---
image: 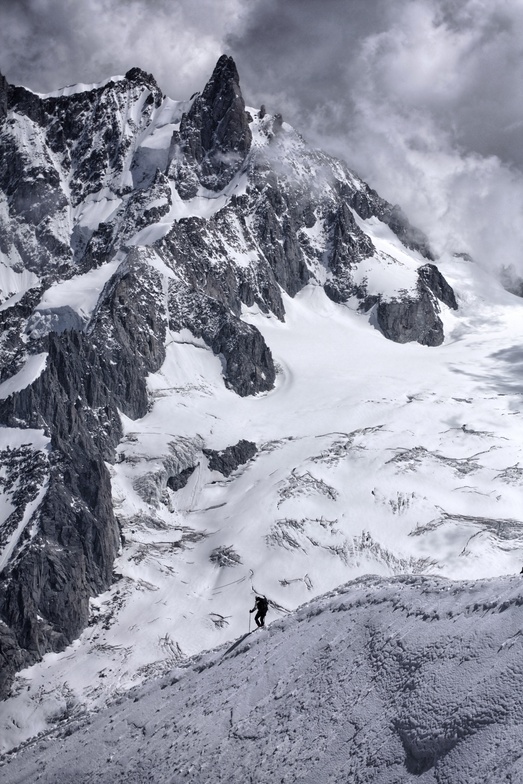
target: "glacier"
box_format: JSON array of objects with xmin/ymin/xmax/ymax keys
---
[{"xmin": 0, "ymin": 54, "xmax": 522, "ymax": 777}]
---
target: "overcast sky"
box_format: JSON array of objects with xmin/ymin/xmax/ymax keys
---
[{"xmin": 1, "ymin": 0, "xmax": 522, "ymax": 277}]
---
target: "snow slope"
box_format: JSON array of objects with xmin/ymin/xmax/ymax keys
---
[
  {"xmin": 1, "ymin": 60, "xmax": 523, "ymax": 758},
  {"xmin": 2, "ymin": 249, "xmax": 523, "ymax": 753},
  {"xmin": 3, "ymin": 574, "xmax": 523, "ymax": 783}
]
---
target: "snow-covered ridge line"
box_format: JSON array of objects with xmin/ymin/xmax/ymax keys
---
[
  {"xmin": 0, "ymin": 353, "xmax": 48, "ymax": 400},
  {"xmin": 37, "ymin": 75, "xmax": 126, "ymax": 99},
  {"xmin": 4, "ymin": 573, "xmax": 523, "ymax": 782}
]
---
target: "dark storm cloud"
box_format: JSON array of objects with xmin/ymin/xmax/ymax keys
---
[
  {"xmin": 230, "ymin": 0, "xmax": 523, "ymax": 169},
  {"xmin": 228, "ymin": 0, "xmax": 386, "ymax": 138},
  {"xmin": 229, "ymin": 0, "xmax": 523, "ymax": 271},
  {"xmin": 0, "ymin": 0, "xmax": 241, "ymax": 97}
]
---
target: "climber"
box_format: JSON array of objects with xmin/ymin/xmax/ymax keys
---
[{"xmin": 250, "ymin": 595, "xmax": 269, "ymax": 628}]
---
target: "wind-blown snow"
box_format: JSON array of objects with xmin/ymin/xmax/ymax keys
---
[
  {"xmin": 3, "ymin": 575, "xmax": 523, "ymax": 783},
  {"xmin": 39, "ymin": 76, "xmax": 126, "ymax": 99},
  {"xmin": 353, "ymin": 214, "xmax": 424, "ymax": 297},
  {"xmin": 0, "ymin": 260, "xmax": 39, "ymax": 310},
  {"xmin": 74, "ymin": 189, "xmax": 122, "ymax": 231}
]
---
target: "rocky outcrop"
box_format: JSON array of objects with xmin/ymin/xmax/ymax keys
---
[
  {"xmin": 0, "ymin": 253, "xmax": 168, "ymax": 697},
  {"xmin": 376, "ymin": 289, "xmax": 445, "ymax": 346},
  {"xmin": 168, "ymin": 280, "xmax": 275, "ymax": 396},
  {"xmin": 324, "ymin": 202, "xmax": 376, "ymax": 303},
  {"xmin": 376, "ymin": 263, "xmax": 458, "ymax": 346},
  {"xmin": 40, "ymin": 71, "xmax": 164, "ymax": 208},
  {"xmin": 0, "ymin": 442, "xmax": 118, "ymax": 678},
  {"xmin": 167, "ymin": 466, "xmax": 197, "ymax": 492},
  {"xmin": 0, "ymin": 342, "xmax": 121, "ymax": 695},
  {"xmin": 0, "ymin": 72, "xmax": 7, "ymax": 121},
  {"xmin": 249, "ymin": 193, "xmax": 311, "ymax": 299},
  {"xmin": 0, "ymin": 288, "xmax": 43, "ymax": 382},
  {"xmin": 418, "ymin": 263, "xmax": 458, "ymax": 310},
  {"xmin": 204, "ymin": 440, "xmax": 257, "ymax": 477}
]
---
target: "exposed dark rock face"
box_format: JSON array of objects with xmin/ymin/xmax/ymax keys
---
[
  {"xmin": 377, "ymin": 289, "xmax": 445, "ymax": 346},
  {"xmin": 0, "ymin": 445, "xmax": 48, "ymax": 558},
  {"xmin": 168, "ymin": 280, "xmax": 275, "ymax": 396},
  {"xmin": 167, "ymin": 466, "xmax": 197, "ymax": 492},
  {"xmin": 204, "ymin": 440, "xmax": 257, "ymax": 477},
  {"xmin": 324, "ymin": 202, "xmax": 376, "ymax": 303},
  {"xmin": 249, "ymin": 194, "xmax": 311, "ymax": 298},
  {"xmin": 158, "ymin": 214, "xmax": 285, "ymax": 320},
  {"xmin": 418, "ymin": 263, "xmax": 458, "ymax": 310},
  {"xmin": 0, "ymin": 72, "xmax": 8, "ymax": 121},
  {"xmin": 0, "ymin": 624, "xmax": 25, "ymax": 698},
  {"xmin": 376, "ymin": 264, "xmax": 458, "ymax": 346},
  {"xmin": 0, "ymin": 447, "xmax": 117, "ymax": 665},
  {"xmin": 176, "ymin": 55, "xmax": 252, "ymax": 193},
  {"xmin": 0, "ymin": 288, "xmax": 43, "ymax": 381},
  {"xmin": 40, "ymin": 72, "xmax": 163, "ymax": 208},
  {"xmin": 0, "ymin": 252, "xmax": 167, "ymax": 696}
]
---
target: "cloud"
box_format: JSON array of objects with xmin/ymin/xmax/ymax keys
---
[
  {"xmin": 230, "ymin": 0, "xmax": 523, "ymax": 275},
  {"xmin": 0, "ymin": 0, "xmax": 243, "ymax": 98}
]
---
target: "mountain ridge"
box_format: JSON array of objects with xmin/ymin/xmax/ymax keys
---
[
  {"xmin": 3, "ymin": 573, "xmax": 523, "ymax": 782},
  {"xmin": 0, "ymin": 54, "xmax": 521, "ymax": 739}
]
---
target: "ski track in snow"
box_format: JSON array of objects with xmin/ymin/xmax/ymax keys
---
[{"xmin": 3, "ymin": 575, "xmax": 523, "ymax": 783}]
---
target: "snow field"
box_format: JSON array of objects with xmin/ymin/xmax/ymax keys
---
[{"xmin": 3, "ymin": 250, "xmax": 523, "ymax": 752}]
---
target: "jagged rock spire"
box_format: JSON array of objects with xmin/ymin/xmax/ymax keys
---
[
  {"xmin": 179, "ymin": 54, "xmax": 252, "ymax": 191},
  {"xmin": 0, "ymin": 72, "xmax": 8, "ymax": 121}
]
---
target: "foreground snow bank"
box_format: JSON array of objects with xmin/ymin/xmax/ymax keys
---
[{"xmin": 3, "ymin": 574, "xmax": 523, "ymax": 783}]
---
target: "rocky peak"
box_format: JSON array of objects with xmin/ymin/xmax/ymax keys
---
[
  {"xmin": 125, "ymin": 66, "xmax": 156, "ymax": 86},
  {"xmin": 178, "ymin": 54, "xmax": 252, "ymax": 191},
  {"xmin": 198, "ymin": 54, "xmax": 242, "ymax": 116},
  {"xmin": 123, "ymin": 67, "xmax": 163, "ymax": 105}
]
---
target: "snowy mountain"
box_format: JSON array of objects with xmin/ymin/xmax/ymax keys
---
[
  {"xmin": 3, "ymin": 575, "xmax": 523, "ymax": 783},
  {"xmin": 0, "ymin": 54, "xmax": 523, "ymax": 757}
]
